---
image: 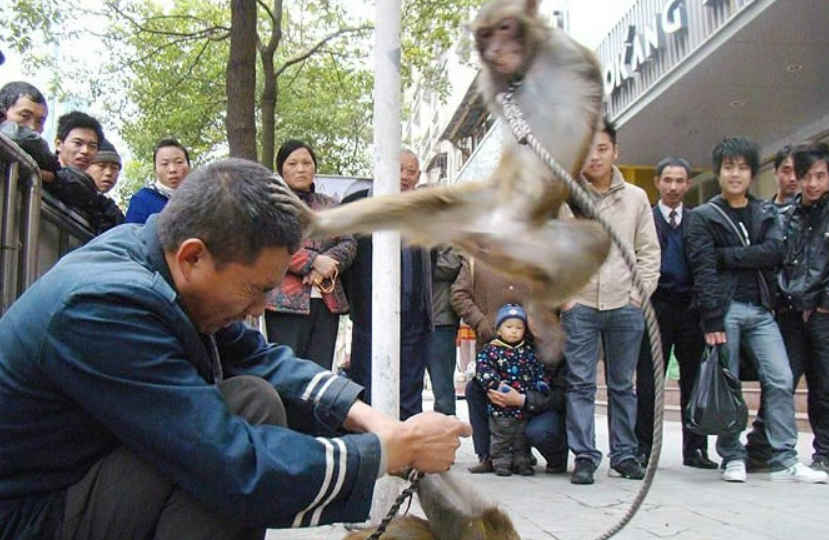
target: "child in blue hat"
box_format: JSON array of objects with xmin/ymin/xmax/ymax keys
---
[{"xmin": 476, "ymin": 303, "xmax": 547, "ymax": 476}]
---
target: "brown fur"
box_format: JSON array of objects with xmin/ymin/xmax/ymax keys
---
[{"xmin": 304, "ymin": 0, "xmax": 609, "ymax": 365}]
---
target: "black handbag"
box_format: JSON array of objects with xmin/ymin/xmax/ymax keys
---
[{"xmin": 685, "ymin": 345, "xmax": 748, "ymax": 436}]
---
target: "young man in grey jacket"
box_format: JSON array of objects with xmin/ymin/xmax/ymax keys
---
[{"xmin": 561, "ymin": 118, "xmax": 661, "ymax": 485}]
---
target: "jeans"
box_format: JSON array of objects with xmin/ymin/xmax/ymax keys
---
[
  {"xmin": 747, "ymin": 310, "xmax": 829, "ymax": 461},
  {"xmin": 636, "ymin": 296, "xmax": 708, "ymax": 460},
  {"xmin": 426, "ymin": 325, "xmax": 459, "ymax": 416},
  {"xmin": 717, "ymin": 302, "xmax": 798, "ymax": 470},
  {"xmin": 562, "ymin": 304, "xmax": 643, "ymax": 466},
  {"xmin": 465, "ymin": 379, "xmax": 567, "ymax": 466}
]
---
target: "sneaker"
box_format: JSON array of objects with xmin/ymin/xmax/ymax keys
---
[
  {"xmin": 723, "ymin": 460, "xmax": 747, "ymax": 483},
  {"xmin": 609, "ymin": 458, "xmax": 645, "ymax": 480},
  {"xmin": 516, "ymin": 464, "xmax": 535, "ymax": 476},
  {"xmin": 683, "ymin": 449, "xmax": 719, "ymax": 470},
  {"xmin": 811, "ymin": 455, "xmax": 829, "ymax": 473},
  {"xmin": 770, "ymin": 462, "xmax": 829, "ymax": 484},
  {"xmin": 570, "ymin": 458, "xmax": 596, "ymax": 485},
  {"xmin": 494, "ymin": 466, "xmax": 512, "ymax": 477},
  {"xmin": 468, "ymin": 456, "xmax": 493, "ymax": 474}
]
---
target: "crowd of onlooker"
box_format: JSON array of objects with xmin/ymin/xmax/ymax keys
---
[
  {"xmin": 0, "ymin": 81, "xmax": 190, "ymax": 233},
  {"xmin": 3, "ymin": 78, "xmax": 829, "ymax": 491}
]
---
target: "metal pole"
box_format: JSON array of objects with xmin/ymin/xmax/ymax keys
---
[
  {"xmin": 1, "ymin": 161, "xmax": 20, "ymax": 313},
  {"xmin": 371, "ymin": 0, "xmax": 403, "ymax": 523}
]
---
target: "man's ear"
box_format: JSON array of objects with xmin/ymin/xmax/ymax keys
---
[{"xmin": 175, "ymin": 238, "xmax": 211, "ymax": 281}]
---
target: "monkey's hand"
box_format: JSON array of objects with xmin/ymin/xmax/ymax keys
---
[{"xmin": 268, "ymin": 176, "xmax": 313, "ymax": 228}]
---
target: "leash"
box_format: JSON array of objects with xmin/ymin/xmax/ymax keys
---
[
  {"xmin": 368, "ymin": 469, "xmax": 425, "ymax": 540},
  {"xmin": 495, "ymin": 85, "xmax": 666, "ymax": 540}
]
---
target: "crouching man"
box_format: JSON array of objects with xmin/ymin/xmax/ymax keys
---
[{"xmin": 0, "ymin": 158, "xmax": 471, "ymax": 539}]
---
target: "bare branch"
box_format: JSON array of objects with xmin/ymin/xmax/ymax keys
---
[{"xmin": 274, "ymin": 25, "xmax": 371, "ymax": 77}]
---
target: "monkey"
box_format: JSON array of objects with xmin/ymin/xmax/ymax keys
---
[
  {"xmin": 342, "ymin": 472, "xmax": 521, "ymax": 540},
  {"xmin": 303, "ymin": 0, "xmax": 609, "ymax": 366}
]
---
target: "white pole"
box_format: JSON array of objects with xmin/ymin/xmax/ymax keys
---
[{"xmin": 371, "ymin": 0, "xmax": 403, "ymax": 524}]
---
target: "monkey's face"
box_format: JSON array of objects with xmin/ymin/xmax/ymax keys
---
[{"xmin": 475, "ymin": 17, "xmax": 526, "ymax": 76}]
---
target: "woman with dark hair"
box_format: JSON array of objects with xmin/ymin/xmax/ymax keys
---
[
  {"xmin": 265, "ymin": 139, "xmax": 356, "ymax": 369},
  {"xmin": 125, "ymin": 138, "xmax": 191, "ymax": 224}
]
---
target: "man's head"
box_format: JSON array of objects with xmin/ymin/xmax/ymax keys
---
[
  {"xmin": 86, "ymin": 138, "xmax": 121, "ymax": 193},
  {"xmin": 400, "ymin": 150, "xmax": 420, "ymax": 192},
  {"xmin": 0, "ymin": 81, "xmax": 48, "ymax": 134},
  {"xmin": 791, "ymin": 142, "xmax": 829, "ymax": 207},
  {"xmin": 583, "ymin": 117, "xmax": 618, "ymax": 184},
  {"xmin": 712, "ymin": 137, "xmax": 760, "ymax": 199},
  {"xmin": 773, "ymin": 145, "xmax": 797, "ymax": 200},
  {"xmin": 153, "ymin": 138, "xmax": 191, "ymax": 190},
  {"xmin": 495, "ymin": 303, "xmax": 527, "ymax": 345},
  {"xmin": 55, "ymin": 111, "xmax": 104, "ymax": 171},
  {"xmin": 653, "ymin": 157, "xmax": 692, "ymax": 208},
  {"xmin": 158, "ymin": 158, "xmax": 304, "ymax": 334}
]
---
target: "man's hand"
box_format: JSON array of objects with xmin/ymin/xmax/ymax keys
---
[
  {"xmin": 343, "ymin": 402, "xmax": 471, "ymax": 474},
  {"xmin": 705, "ymin": 332, "xmax": 727, "ymax": 346},
  {"xmin": 561, "ymin": 300, "xmax": 578, "ymax": 312},
  {"xmin": 629, "ymin": 297, "xmax": 642, "ymax": 308},
  {"xmin": 487, "ymin": 386, "xmax": 525, "ymax": 408},
  {"xmin": 398, "ymin": 412, "xmax": 472, "ymax": 473}
]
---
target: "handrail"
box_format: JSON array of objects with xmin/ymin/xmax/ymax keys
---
[{"xmin": 0, "ymin": 133, "xmax": 41, "ymax": 313}]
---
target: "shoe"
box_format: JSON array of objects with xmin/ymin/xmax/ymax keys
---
[
  {"xmin": 516, "ymin": 465, "xmax": 535, "ymax": 476},
  {"xmin": 683, "ymin": 449, "xmax": 719, "ymax": 470},
  {"xmin": 723, "ymin": 460, "xmax": 747, "ymax": 483},
  {"xmin": 494, "ymin": 466, "xmax": 512, "ymax": 477},
  {"xmin": 811, "ymin": 455, "xmax": 829, "ymax": 473},
  {"xmin": 570, "ymin": 458, "xmax": 596, "ymax": 485},
  {"xmin": 468, "ymin": 456, "xmax": 493, "ymax": 474},
  {"xmin": 609, "ymin": 458, "xmax": 645, "ymax": 480},
  {"xmin": 545, "ymin": 462, "xmax": 567, "ymax": 474},
  {"xmin": 770, "ymin": 462, "xmax": 829, "ymax": 484}
]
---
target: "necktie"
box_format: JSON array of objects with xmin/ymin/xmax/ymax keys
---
[{"xmin": 669, "ymin": 209, "xmax": 678, "ymax": 229}]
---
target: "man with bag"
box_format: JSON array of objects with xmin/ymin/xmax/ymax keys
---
[{"xmin": 685, "ymin": 136, "xmax": 827, "ymax": 484}]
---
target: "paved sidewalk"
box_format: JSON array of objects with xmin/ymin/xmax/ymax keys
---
[{"xmin": 267, "ymin": 397, "xmax": 827, "ymax": 540}]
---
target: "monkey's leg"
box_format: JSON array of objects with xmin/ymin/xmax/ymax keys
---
[{"xmin": 308, "ymin": 182, "xmax": 497, "ymax": 247}]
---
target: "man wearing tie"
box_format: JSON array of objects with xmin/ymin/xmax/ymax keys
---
[{"xmin": 635, "ymin": 157, "xmax": 717, "ymax": 469}]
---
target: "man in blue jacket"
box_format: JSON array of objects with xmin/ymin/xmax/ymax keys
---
[{"xmin": 0, "ymin": 158, "xmax": 470, "ymax": 539}]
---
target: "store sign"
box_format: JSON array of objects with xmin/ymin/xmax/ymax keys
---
[{"xmin": 603, "ymin": 0, "xmax": 688, "ymax": 95}]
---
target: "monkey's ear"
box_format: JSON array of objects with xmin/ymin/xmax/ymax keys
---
[{"xmin": 524, "ymin": 0, "xmax": 540, "ymax": 16}]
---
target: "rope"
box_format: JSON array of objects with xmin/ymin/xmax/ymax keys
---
[
  {"xmin": 368, "ymin": 469, "xmax": 425, "ymax": 540},
  {"xmin": 495, "ymin": 88, "xmax": 666, "ymax": 540}
]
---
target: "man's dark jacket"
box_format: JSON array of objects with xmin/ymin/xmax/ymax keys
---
[
  {"xmin": 777, "ymin": 192, "xmax": 829, "ymax": 312},
  {"xmin": 0, "ymin": 216, "xmax": 381, "ymax": 538},
  {"xmin": 685, "ymin": 194, "xmax": 784, "ymax": 333}
]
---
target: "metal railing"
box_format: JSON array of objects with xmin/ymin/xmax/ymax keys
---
[{"xmin": 0, "ymin": 133, "xmax": 95, "ymax": 315}]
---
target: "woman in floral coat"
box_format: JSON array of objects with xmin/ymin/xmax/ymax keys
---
[{"xmin": 265, "ymin": 140, "xmax": 356, "ymax": 369}]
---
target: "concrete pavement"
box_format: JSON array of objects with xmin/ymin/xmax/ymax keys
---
[{"xmin": 266, "ymin": 396, "xmax": 827, "ymax": 540}]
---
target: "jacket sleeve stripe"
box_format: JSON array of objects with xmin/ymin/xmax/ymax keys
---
[
  {"xmin": 292, "ymin": 438, "xmax": 336, "ymax": 527},
  {"xmin": 309, "ymin": 437, "xmax": 349, "ymax": 526},
  {"xmin": 301, "ymin": 371, "xmax": 330, "ymax": 401},
  {"xmin": 312, "ymin": 376, "xmax": 338, "ymax": 404}
]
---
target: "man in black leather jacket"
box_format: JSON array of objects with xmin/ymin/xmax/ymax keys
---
[
  {"xmin": 685, "ymin": 136, "xmax": 826, "ymax": 484},
  {"xmin": 748, "ymin": 142, "xmax": 829, "ymax": 473}
]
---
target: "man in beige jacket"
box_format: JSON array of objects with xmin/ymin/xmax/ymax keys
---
[{"xmin": 560, "ymin": 118, "xmax": 661, "ymax": 485}]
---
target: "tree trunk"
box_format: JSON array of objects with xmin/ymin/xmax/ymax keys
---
[
  {"xmin": 260, "ymin": 55, "xmax": 278, "ymax": 171},
  {"xmin": 226, "ymin": 0, "xmax": 258, "ymax": 161}
]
